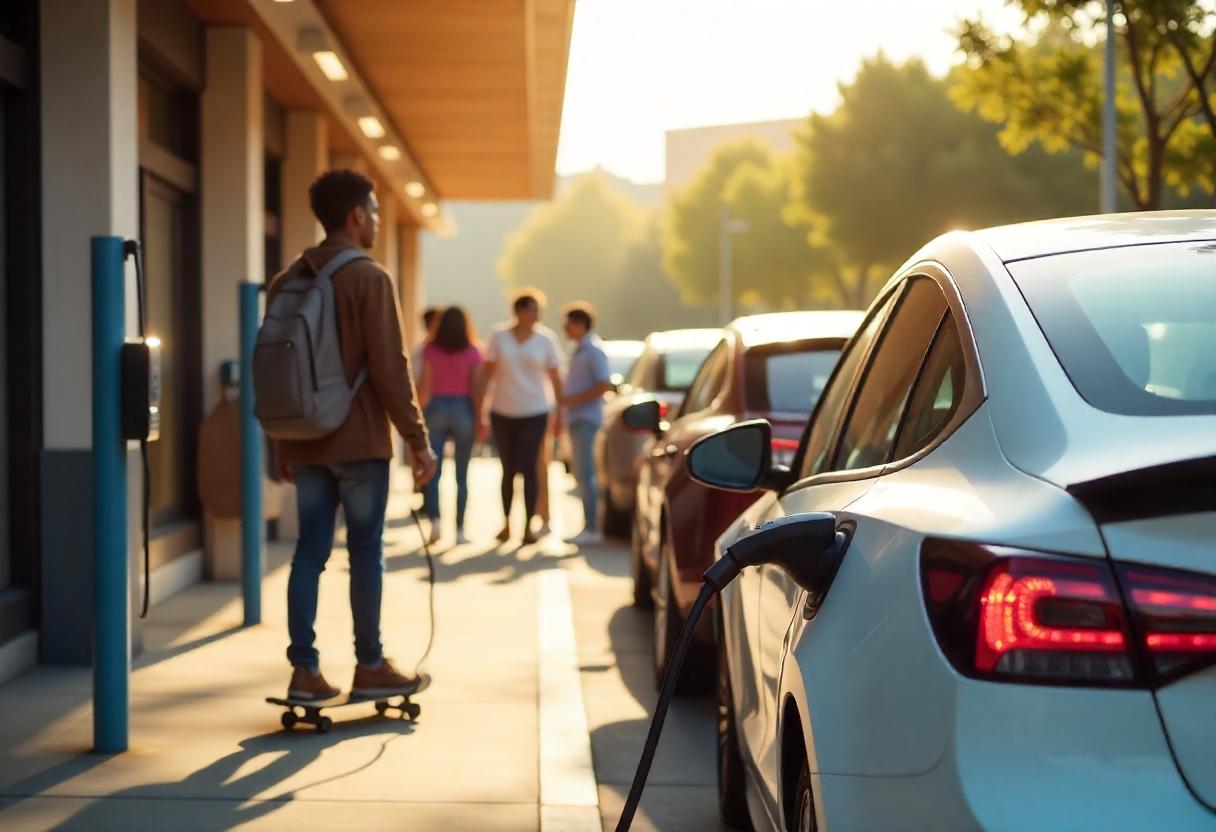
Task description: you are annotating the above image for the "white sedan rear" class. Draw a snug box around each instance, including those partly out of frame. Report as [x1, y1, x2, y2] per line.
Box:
[696, 212, 1216, 831]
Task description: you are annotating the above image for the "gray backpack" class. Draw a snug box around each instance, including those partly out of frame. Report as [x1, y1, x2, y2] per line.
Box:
[253, 248, 370, 440]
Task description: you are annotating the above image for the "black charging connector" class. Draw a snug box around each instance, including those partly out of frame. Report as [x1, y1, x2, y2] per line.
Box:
[123, 240, 154, 620]
[615, 512, 847, 831]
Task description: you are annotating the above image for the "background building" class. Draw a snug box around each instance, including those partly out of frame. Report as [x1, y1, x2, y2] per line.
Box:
[664, 117, 801, 200]
[0, 0, 573, 682]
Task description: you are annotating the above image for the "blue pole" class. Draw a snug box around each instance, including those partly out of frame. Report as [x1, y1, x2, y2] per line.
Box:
[91, 236, 128, 753]
[239, 282, 263, 626]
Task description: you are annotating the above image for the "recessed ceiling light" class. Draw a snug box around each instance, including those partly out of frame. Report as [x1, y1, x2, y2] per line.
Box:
[405, 181, 426, 199]
[357, 116, 386, 138]
[312, 51, 348, 81]
[378, 145, 401, 161]
[421, 202, 439, 218]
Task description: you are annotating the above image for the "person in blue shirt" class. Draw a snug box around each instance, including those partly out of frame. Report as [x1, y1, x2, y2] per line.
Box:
[559, 302, 615, 546]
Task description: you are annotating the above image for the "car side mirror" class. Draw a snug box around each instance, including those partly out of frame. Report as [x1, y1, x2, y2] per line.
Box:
[623, 398, 662, 435]
[686, 420, 794, 493]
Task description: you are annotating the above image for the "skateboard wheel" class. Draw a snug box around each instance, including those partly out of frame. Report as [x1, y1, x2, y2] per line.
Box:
[281, 712, 297, 730]
[317, 716, 333, 733]
[375, 701, 389, 715]
[405, 703, 421, 721]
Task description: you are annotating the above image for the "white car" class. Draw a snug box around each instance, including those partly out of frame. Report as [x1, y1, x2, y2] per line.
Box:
[686, 212, 1216, 831]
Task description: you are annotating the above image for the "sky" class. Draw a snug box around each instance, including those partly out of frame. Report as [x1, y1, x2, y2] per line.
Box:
[554, 0, 1024, 183]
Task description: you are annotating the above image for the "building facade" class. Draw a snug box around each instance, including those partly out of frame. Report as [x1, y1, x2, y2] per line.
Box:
[0, 0, 572, 682]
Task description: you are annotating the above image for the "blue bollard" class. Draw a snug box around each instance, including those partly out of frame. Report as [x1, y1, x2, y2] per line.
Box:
[239, 282, 263, 626]
[91, 236, 129, 753]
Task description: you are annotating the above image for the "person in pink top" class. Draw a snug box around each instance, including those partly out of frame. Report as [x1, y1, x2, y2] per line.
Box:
[416, 306, 483, 545]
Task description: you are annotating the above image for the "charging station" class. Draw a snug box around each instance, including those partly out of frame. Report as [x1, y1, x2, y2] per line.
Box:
[239, 282, 264, 626]
[91, 236, 163, 754]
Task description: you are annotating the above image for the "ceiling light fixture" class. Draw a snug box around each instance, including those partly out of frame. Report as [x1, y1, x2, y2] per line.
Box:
[312, 51, 348, 81]
[421, 202, 439, 218]
[357, 116, 386, 138]
[405, 181, 426, 199]
[378, 145, 402, 161]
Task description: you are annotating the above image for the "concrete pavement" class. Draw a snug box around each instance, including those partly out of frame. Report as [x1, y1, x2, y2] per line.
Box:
[0, 459, 723, 831]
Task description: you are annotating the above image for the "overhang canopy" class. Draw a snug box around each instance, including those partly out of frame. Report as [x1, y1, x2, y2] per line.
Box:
[185, 0, 573, 210]
[317, 0, 572, 200]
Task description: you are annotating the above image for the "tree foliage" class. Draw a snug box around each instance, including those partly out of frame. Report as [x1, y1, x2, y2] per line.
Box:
[953, 0, 1216, 209]
[790, 55, 1097, 305]
[662, 141, 838, 311]
[496, 174, 713, 339]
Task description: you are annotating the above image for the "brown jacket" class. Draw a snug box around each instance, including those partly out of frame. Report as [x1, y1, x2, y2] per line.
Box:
[269, 242, 429, 467]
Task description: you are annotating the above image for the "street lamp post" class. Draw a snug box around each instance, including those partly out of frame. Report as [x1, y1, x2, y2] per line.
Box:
[1101, 0, 1118, 213]
[718, 205, 750, 325]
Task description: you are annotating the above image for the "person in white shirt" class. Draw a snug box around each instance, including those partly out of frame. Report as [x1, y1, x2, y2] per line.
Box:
[475, 289, 565, 545]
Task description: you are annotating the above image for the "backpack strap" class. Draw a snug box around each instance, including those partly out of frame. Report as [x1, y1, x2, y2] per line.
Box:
[313, 248, 373, 396]
[313, 248, 372, 286]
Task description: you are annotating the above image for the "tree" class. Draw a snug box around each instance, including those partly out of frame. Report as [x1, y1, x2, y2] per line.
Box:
[791, 56, 1096, 306]
[953, 1, 1216, 209]
[496, 173, 708, 339]
[662, 140, 839, 311]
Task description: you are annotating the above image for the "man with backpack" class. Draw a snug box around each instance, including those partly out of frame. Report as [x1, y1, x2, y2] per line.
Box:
[259, 169, 437, 701]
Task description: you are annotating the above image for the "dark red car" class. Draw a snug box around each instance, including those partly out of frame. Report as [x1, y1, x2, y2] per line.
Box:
[624, 310, 862, 691]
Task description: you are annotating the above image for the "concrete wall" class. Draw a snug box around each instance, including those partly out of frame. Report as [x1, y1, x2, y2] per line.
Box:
[199, 26, 263, 579]
[38, 0, 144, 664]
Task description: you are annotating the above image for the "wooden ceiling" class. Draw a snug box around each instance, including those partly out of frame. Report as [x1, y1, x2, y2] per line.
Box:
[316, 0, 574, 200]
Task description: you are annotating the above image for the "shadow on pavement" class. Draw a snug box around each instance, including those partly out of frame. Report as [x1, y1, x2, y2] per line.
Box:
[383, 541, 574, 586]
[1, 719, 415, 830]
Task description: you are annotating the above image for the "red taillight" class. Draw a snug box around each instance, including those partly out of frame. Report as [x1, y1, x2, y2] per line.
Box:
[771, 437, 799, 466]
[1119, 565, 1216, 681]
[921, 540, 1216, 688]
[974, 559, 1129, 677]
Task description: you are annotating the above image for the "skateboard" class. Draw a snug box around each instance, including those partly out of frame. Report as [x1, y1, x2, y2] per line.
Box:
[266, 674, 431, 733]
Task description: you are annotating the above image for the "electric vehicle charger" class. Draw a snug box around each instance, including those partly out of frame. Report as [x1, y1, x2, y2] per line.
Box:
[123, 239, 154, 619]
[614, 512, 848, 832]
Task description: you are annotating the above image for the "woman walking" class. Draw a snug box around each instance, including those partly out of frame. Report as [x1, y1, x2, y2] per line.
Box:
[417, 306, 483, 545]
[476, 289, 564, 545]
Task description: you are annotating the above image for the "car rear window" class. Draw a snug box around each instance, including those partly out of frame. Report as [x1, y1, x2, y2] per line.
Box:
[1008, 242, 1216, 416]
[745, 346, 842, 414]
[658, 348, 711, 391]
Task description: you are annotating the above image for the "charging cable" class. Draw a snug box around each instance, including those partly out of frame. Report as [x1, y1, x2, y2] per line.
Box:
[123, 239, 153, 620]
[408, 502, 437, 676]
[614, 512, 847, 831]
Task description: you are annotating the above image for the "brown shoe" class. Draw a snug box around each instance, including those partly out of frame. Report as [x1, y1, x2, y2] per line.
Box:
[352, 658, 421, 698]
[288, 666, 341, 701]
[496, 524, 511, 543]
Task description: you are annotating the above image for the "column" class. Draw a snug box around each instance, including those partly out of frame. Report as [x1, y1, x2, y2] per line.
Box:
[39, 0, 141, 664]
[374, 194, 399, 285]
[200, 26, 263, 580]
[281, 110, 327, 262]
[398, 224, 422, 347]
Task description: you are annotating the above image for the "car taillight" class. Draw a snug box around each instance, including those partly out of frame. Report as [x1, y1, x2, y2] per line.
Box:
[921, 539, 1216, 688]
[771, 437, 799, 467]
[1117, 564, 1216, 684]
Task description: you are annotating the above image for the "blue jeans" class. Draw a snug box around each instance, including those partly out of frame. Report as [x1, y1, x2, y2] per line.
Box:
[568, 419, 599, 532]
[423, 395, 476, 529]
[287, 460, 389, 670]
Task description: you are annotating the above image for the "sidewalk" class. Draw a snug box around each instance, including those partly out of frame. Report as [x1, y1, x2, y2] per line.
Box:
[0, 460, 583, 831]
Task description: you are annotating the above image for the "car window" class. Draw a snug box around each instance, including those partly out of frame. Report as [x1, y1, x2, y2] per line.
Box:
[893, 313, 965, 460]
[745, 346, 842, 414]
[1008, 242, 1216, 416]
[658, 348, 713, 391]
[626, 348, 655, 390]
[800, 290, 898, 479]
[832, 278, 948, 473]
[680, 341, 728, 416]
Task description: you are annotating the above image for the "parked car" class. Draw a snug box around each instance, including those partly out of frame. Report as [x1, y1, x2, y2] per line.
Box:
[685, 213, 1216, 831]
[601, 339, 645, 388]
[597, 328, 721, 535]
[625, 311, 862, 692]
